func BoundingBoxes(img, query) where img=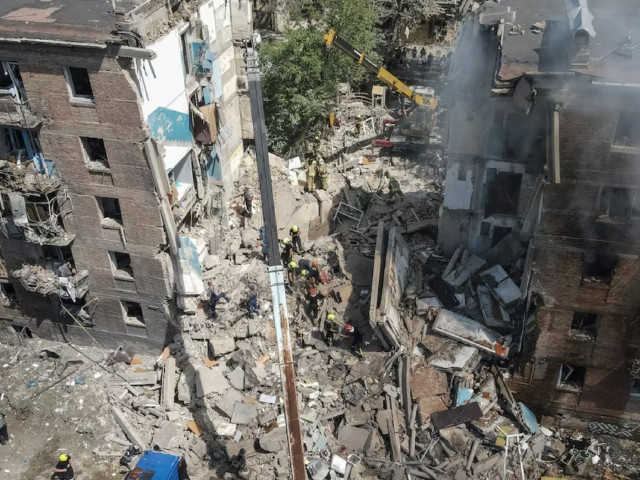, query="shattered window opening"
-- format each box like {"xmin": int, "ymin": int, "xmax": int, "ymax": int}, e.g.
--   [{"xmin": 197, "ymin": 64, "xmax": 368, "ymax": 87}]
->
[
  {"xmin": 81, "ymin": 137, "xmax": 109, "ymax": 172},
  {"xmin": 582, "ymin": 252, "xmax": 617, "ymax": 285},
  {"xmin": 109, "ymin": 251, "xmax": 133, "ymax": 279},
  {"xmin": 597, "ymin": 187, "xmax": 633, "ymax": 222},
  {"xmin": 613, "ymin": 111, "xmax": 640, "ymax": 148},
  {"xmin": 557, "ymin": 364, "xmax": 586, "ymax": 392},
  {"xmin": 122, "ymin": 300, "xmax": 145, "ymax": 330},
  {"xmin": 97, "ymin": 197, "xmax": 122, "ymax": 226},
  {"xmin": 570, "ymin": 311, "xmax": 600, "ymax": 339},
  {"xmin": 484, "ymin": 171, "xmax": 522, "ymax": 218},
  {"xmin": 64, "ymin": 67, "xmax": 94, "ymax": 100}
]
